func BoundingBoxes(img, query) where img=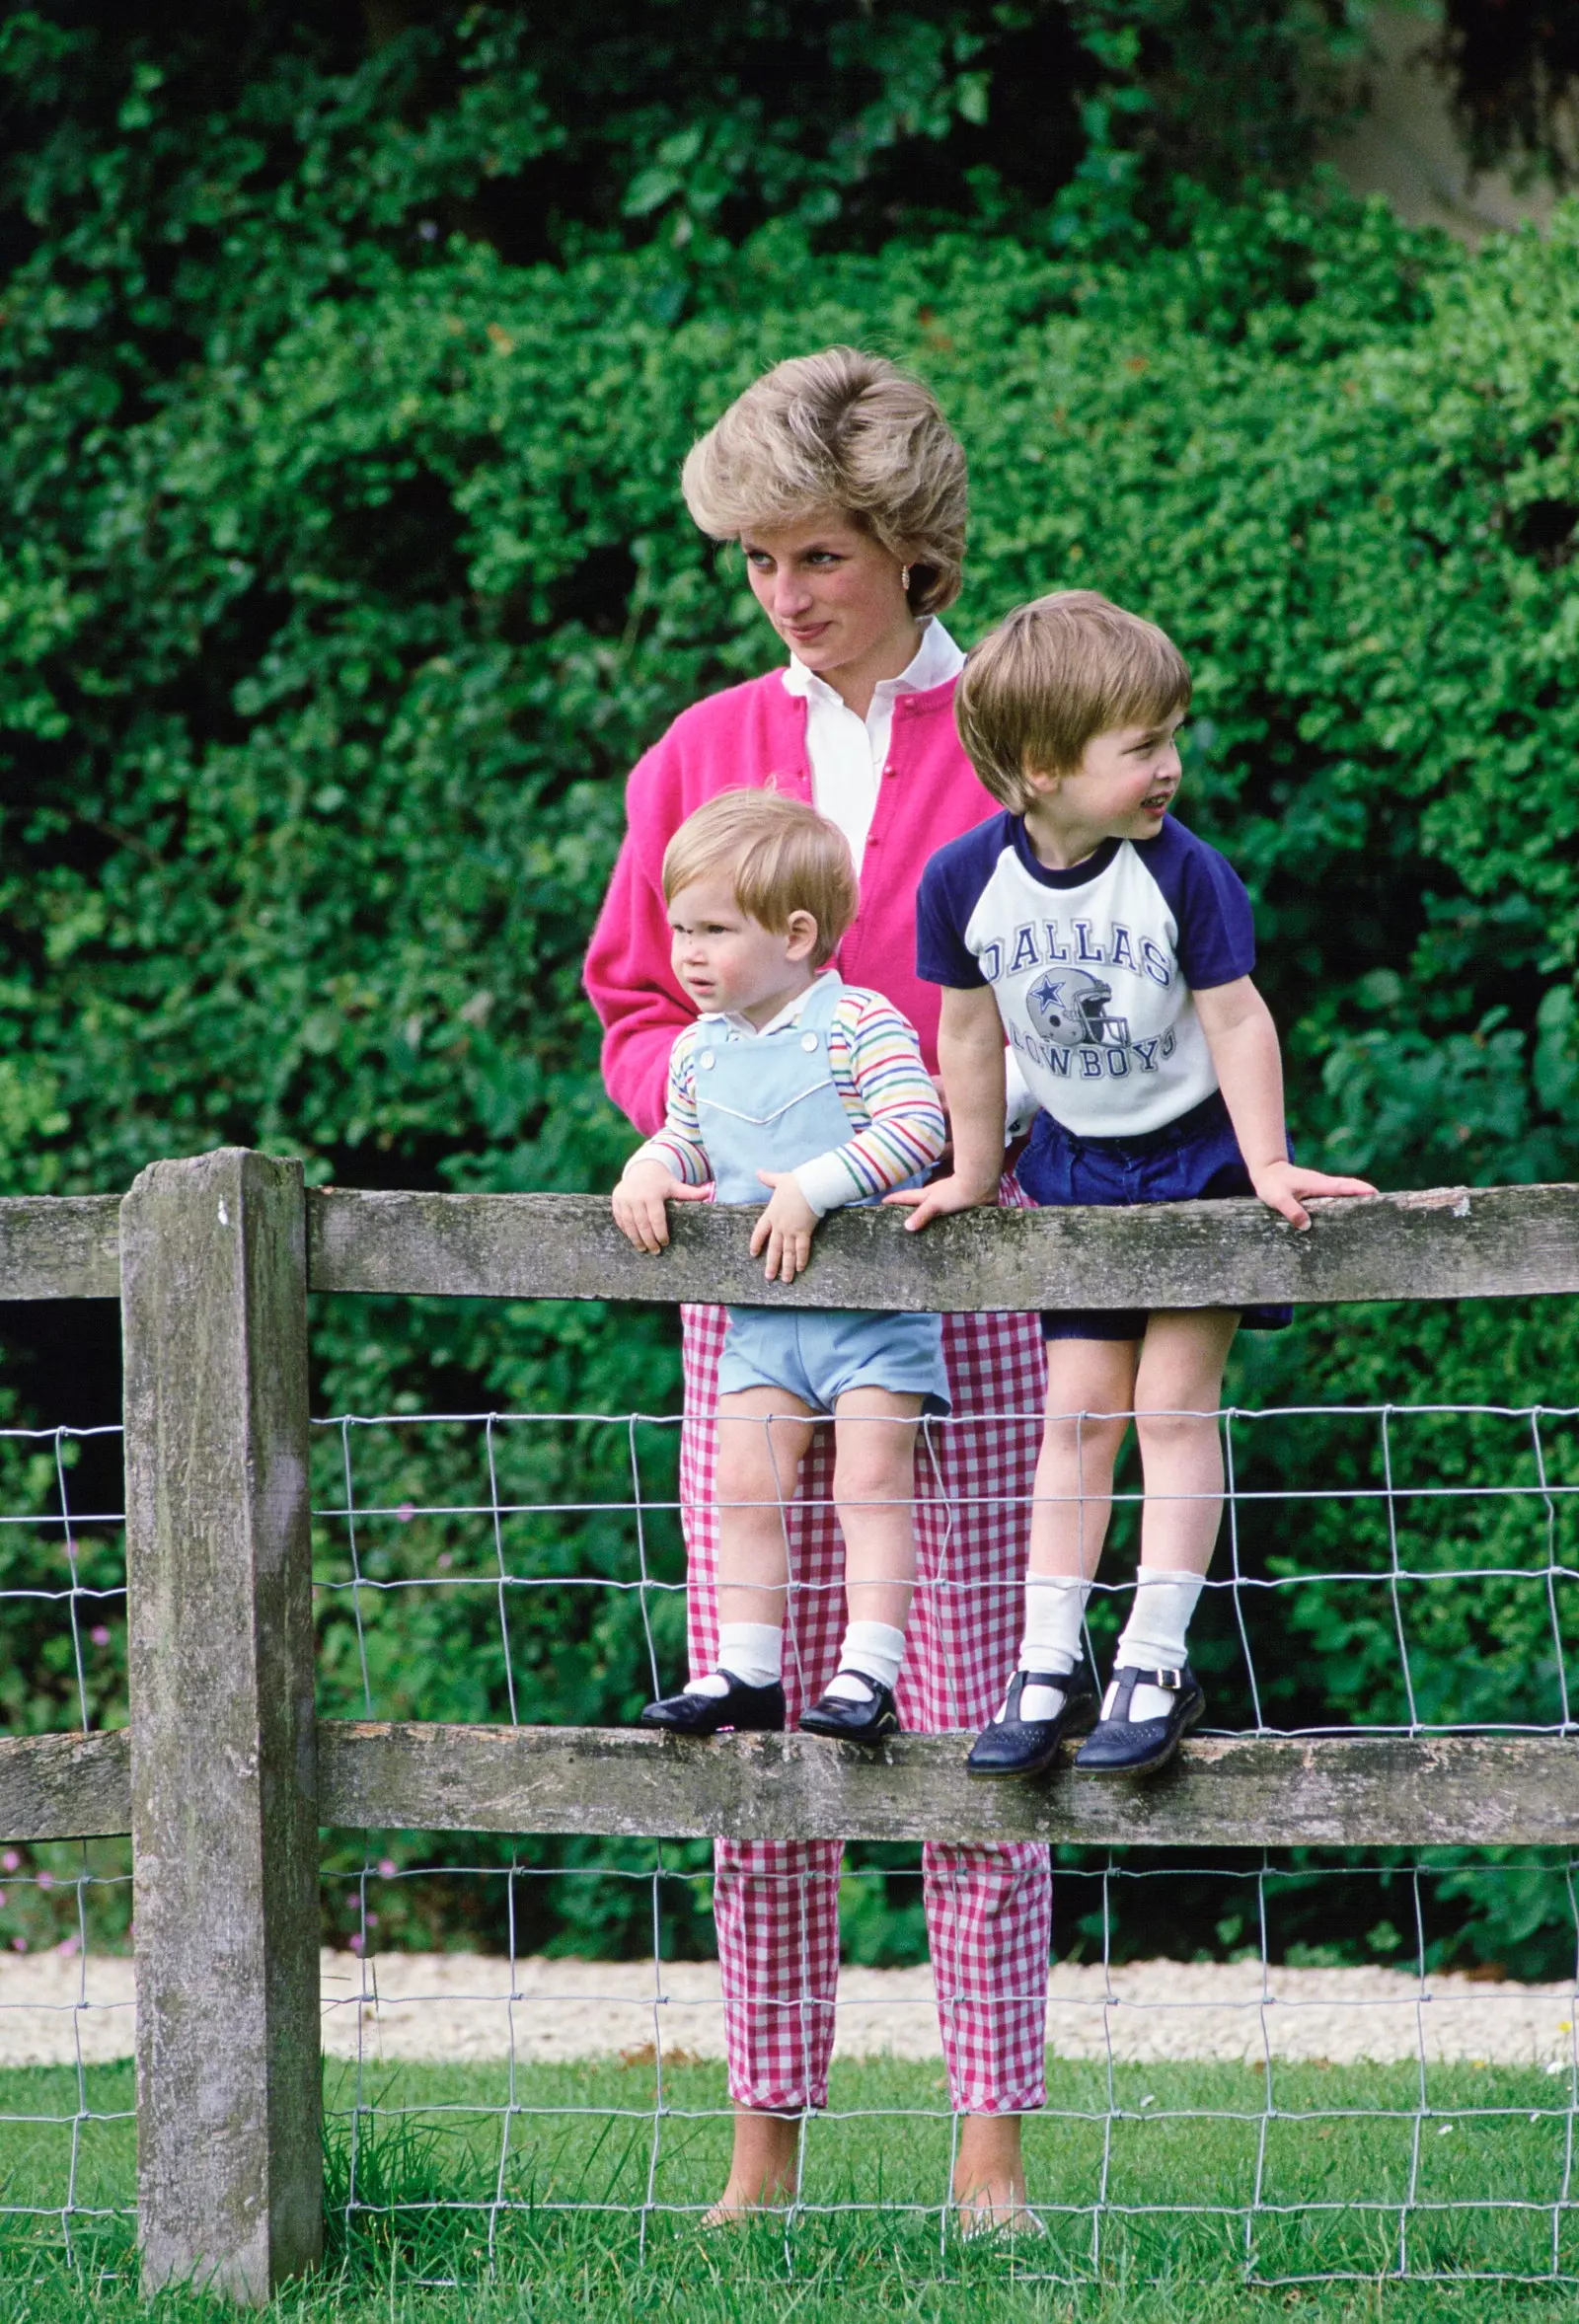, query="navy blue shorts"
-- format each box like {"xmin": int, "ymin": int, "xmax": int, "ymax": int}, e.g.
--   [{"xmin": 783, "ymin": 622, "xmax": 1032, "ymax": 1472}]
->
[{"xmin": 1017, "ymin": 1091, "xmax": 1295, "ymax": 1343}]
